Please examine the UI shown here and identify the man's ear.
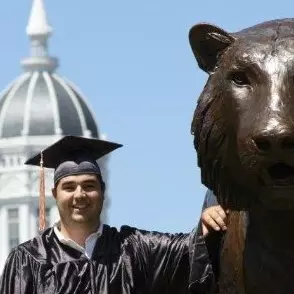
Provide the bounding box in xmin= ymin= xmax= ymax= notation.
xmin=52 ymin=187 xmax=57 ymax=199
xmin=189 ymin=23 xmax=235 ymax=74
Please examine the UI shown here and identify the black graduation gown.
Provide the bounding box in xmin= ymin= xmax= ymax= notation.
xmin=0 ymin=224 xmax=216 ymax=294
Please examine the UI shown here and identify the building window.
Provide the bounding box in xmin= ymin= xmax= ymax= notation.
xmin=7 ymin=208 xmax=19 ymax=251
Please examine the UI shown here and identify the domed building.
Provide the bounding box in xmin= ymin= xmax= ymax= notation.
xmin=0 ymin=0 xmax=108 ymax=271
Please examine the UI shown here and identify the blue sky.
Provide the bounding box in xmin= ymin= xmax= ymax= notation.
xmin=1 ymin=0 xmax=294 ymax=232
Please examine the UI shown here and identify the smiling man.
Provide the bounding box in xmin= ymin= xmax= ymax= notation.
xmin=0 ymin=136 xmax=218 ymax=294
xmin=52 ymin=172 xmax=105 ymax=255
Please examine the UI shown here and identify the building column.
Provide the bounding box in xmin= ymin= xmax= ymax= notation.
xmin=19 ymin=204 xmax=29 ymax=243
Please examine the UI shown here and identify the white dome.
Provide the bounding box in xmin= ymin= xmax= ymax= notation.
xmin=0 ymin=71 xmax=99 ymax=139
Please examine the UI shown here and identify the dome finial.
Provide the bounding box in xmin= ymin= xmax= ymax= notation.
xmin=21 ymin=0 xmax=58 ymax=73
xmin=26 ymin=0 xmax=52 ymax=38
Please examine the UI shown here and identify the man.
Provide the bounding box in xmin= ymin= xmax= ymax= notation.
xmin=0 ymin=136 xmax=222 ymax=294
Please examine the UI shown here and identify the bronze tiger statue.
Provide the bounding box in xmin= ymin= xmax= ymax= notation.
xmin=189 ymin=18 xmax=294 ymax=294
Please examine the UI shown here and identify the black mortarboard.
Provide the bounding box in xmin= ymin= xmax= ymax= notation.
xmin=25 ymin=135 xmax=122 ymax=183
xmin=25 ymin=135 xmax=122 ymax=231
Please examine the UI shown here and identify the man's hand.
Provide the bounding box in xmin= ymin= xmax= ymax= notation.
xmin=202 ymin=205 xmax=229 ymax=236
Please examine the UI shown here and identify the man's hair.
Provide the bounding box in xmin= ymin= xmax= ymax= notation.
xmin=54 ymin=174 xmax=106 ymax=194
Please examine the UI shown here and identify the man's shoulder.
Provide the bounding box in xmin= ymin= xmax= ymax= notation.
xmin=118 ymin=225 xmax=189 ymax=239
xmin=106 ymin=224 xmax=176 ymax=244
xmin=105 ymin=224 xmax=149 ymax=236
xmin=105 ymin=224 xmax=188 ymax=238
xmin=101 ymin=224 xmax=146 ymax=245
xmin=10 ymin=227 xmax=54 ymax=261
xmin=102 ymin=224 xmax=138 ymax=234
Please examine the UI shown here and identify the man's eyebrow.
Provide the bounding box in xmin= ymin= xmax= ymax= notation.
xmin=61 ymin=178 xmax=98 ymax=186
xmin=82 ymin=180 xmax=97 ymax=184
xmin=61 ymin=181 xmax=76 ymax=185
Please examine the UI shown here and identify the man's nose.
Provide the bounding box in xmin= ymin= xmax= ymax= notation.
xmin=74 ymin=186 xmax=86 ymax=197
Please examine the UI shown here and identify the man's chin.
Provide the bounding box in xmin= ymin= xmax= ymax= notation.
xmin=71 ymin=215 xmax=89 ymax=223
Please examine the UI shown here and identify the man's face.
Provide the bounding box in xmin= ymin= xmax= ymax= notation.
xmin=52 ymin=174 xmax=104 ymax=228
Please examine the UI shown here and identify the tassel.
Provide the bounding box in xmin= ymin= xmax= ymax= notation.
xmin=39 ymin=151 xmax=46 ymax=231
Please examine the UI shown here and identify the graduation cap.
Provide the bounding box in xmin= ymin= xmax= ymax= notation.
xmin=25 ymin=135 xmax=123 ymax=231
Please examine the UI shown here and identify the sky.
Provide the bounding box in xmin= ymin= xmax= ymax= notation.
xmin=1 ymin=0 xmax=294 ymax=233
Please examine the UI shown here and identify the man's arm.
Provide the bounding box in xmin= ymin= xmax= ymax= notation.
xmin=123 ymin=190 xmax=225 ymax=293
xmin=141 ymin=190 xmax=226 ymax=293
xmin=202 ymin=189 xmax=219 ymax=211
xmin=136 ymin=228 xmax=215 ymax=294
xmin=124 ymin=210 xmax=221 ymax=294
xmin=0 ymin=249 xmax=33 ymax=294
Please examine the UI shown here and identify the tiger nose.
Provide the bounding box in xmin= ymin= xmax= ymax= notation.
xmin=252 ymin=130 xmax=294 ymax=153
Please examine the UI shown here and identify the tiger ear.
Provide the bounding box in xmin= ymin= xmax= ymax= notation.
xmin=189 ymin=23 xmax=235 ymax=74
